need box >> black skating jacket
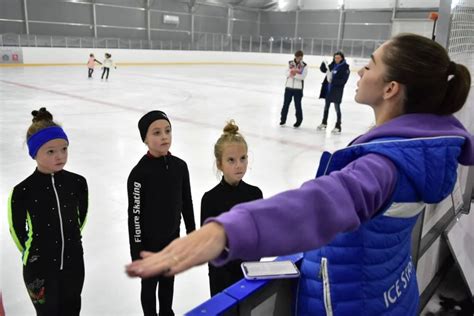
[9,169,88,270]
[200,178,262,276]
[127,152,196,260]
[200,178,263,226]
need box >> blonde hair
[26,107,59,141]
[214,120,248,168]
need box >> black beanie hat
[138,110,171,142]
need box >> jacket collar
[220,177,243,190]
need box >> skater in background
[279,50,308,128]
[8,107,88,316]
[101,53,116,80]
[201,120,263,297]
[127,110,196,316]
[317,51,350,134]
[86,53,102,78]
[126,33,473,316]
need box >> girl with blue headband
[8,107,88,316]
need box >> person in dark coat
[317,51,350,133]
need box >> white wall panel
[20,46,365,64]
[398,0,440,8]
[416,237,450,293]
[344,0,395,9]
[391,19,434,38]
[300,0,339,10]
[345,0,395,9]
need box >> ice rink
[0,62,376,315]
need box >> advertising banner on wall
[0,48,23,64]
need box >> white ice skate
[317,124,327,131]
[331,127,341,134]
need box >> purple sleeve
[206,153,397,265]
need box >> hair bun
[31,107,53,123]
[223,120,239,135]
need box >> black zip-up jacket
[8,169,88,270]
[127,153,196,260]
[200,178,263,282]
[200,178,263,226]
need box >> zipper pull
[165,156,168,170]
[319,257,327,279]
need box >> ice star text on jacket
[383,260,414,308]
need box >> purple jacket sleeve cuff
[205,209,260,266]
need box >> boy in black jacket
[127,110,195,316]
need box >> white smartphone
[241,260,300,280]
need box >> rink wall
[0,47,368,69]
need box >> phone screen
[242,261,299,278]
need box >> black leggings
[101,67,110,79]
[322,99,342,126]
[140,229,180,316]
[23,259,85,316]
[141,275,175,316]
[88,68,94,78]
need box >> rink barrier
[0,62,292,67]
[0,47,369,72]
[0,62,366,75]
[185,253,303,316]
[0,62,365,71]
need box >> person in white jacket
[101,53,117,80]
[279,50,308,128]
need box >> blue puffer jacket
[296,135,465,316]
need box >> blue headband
[27,126,69,159]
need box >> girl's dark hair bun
[31,107,53,123]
